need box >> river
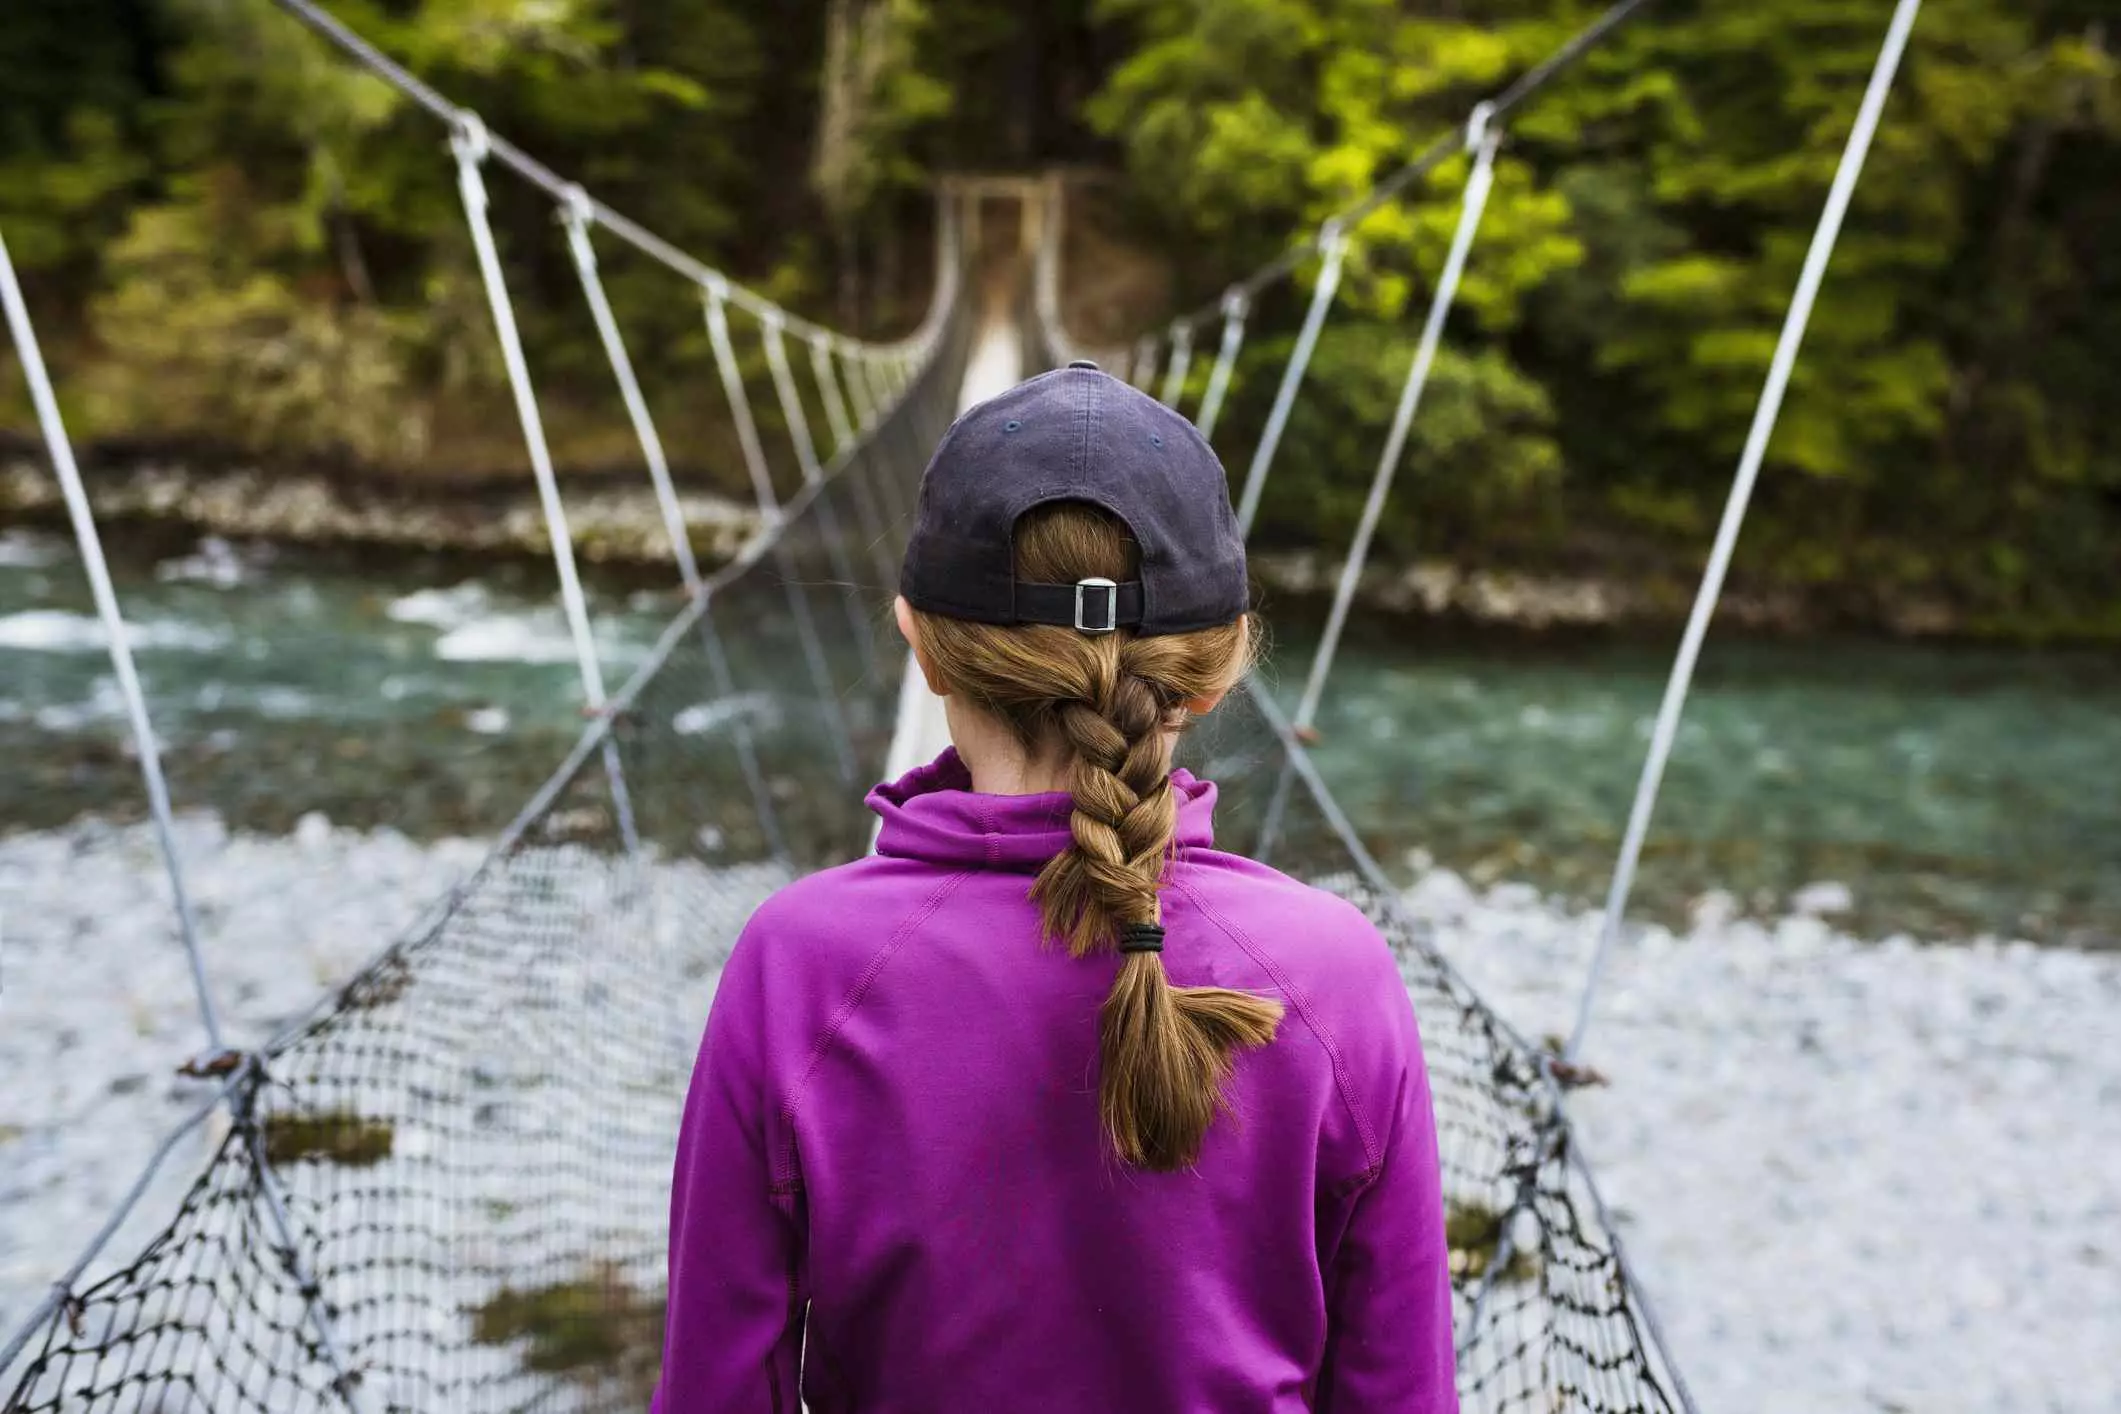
[4,523,2113,947]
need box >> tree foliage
[0,0,2115,633]
[0,0,894,480]
[1090,0,2120,634]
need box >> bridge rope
[1251,109,1500,865]
[0,229,221,1052]
[1192,291,1249,441]
[1296,107,1500,738]
[1564,0,1927,1061]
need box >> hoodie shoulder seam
[772,868,973,1189]
[1169,877,1385,1175]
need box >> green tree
[1087,0,2121,634]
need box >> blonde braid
[1038,652,1179,952]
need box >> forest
[1,0,2116,638]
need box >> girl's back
[656,756,1453,1413]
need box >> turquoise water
[2,526,2115,946]
[1261,612,2121,944]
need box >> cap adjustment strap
[1013,577,1144,633]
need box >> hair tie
[1118,923,1166,955]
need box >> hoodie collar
[869,748,1218,872]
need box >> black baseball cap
[899,362,1248,635]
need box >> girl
[653,364,1456,1413]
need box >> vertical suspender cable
[1130,336,1159,392]
[452,114,637,852]
[559,190,787,864]
[452,116,606,708]
[872,354,897,404]
[760,314,827,486]
[1564,0,1924,1063]
[1156,324,1193,408]
[1234,223,1347,535]
[851,351,910,527]
[811,332,894,586]
[810,331,859,454]
[842,343,879,431]
[874,353,902,413]
[1195,293,1248,441]
[559,188,698,587]
[0,227,225,1053]
[10,225,370,1414]
[704,276,860,785]
[1256,118,1498,865]
[703,275,789,515]
[1294,117,1500,734]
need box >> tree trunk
[319,153,375,306]
[879,203,902,330]
[838,228,862,331]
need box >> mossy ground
[471,1265,665,1399]
[1446,1199,1541,1286]
[261,1110,395,1168]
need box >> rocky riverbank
[5,450,2016,639]
[1247,546,1973,639]
[1410,868,2121,1413]
[4,813,2114,1411]
[0,451,762,567]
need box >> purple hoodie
[653,750,1457,1413]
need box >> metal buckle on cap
[1074,577,1119,633]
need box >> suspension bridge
[0,0,1936,1407]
